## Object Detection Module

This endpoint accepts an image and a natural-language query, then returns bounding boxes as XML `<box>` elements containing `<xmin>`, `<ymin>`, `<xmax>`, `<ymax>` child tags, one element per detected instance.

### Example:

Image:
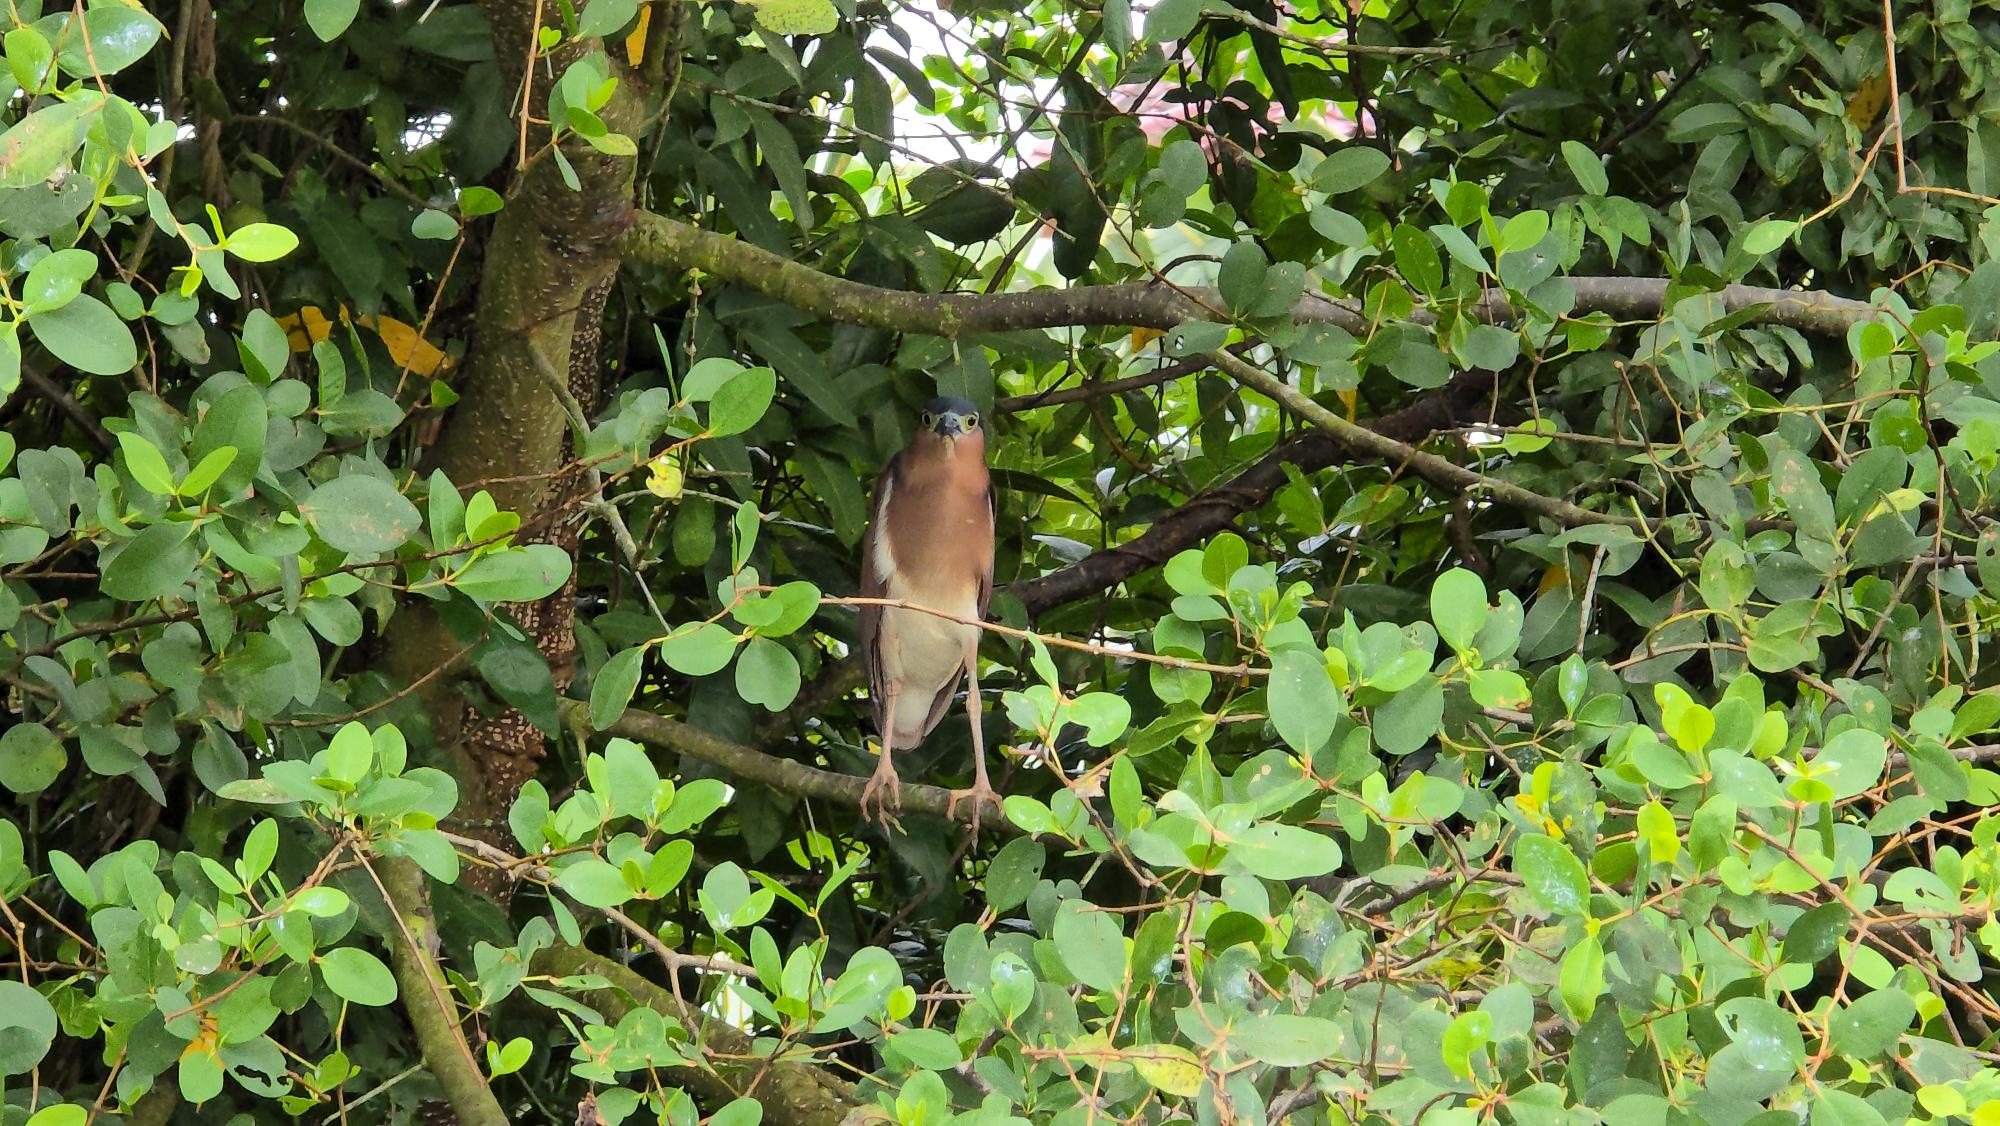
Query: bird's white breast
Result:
<box><xmin>871</xmin><ymin>475</ymin><xmax>980</xmax><ymax>741</ymax></box>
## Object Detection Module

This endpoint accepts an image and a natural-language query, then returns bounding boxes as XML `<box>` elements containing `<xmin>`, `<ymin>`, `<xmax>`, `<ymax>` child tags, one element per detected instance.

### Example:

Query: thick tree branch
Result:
<box><xmin>1009</xmin><ymin>368</ymin><xmax>1508</xmax><ymax>614</ymax></box>
<box><xmin>532</xmin><ymin>945</ymin><xmax>860</xmax><ymax>1126</ymax></box>
<box><xmin>373</xmin><ymin>856</ymin><xmax>509</xmax><ymax>1126</ymax></box>
<box><xmin>622</xmin><ymin>211</ymin><xmax>1881</xmax><ymax>340</ymax></box>
<box><xmin>573</xmin><ymin>700</ymin><xmax>1009</xmax><ymax>830</ymax></box>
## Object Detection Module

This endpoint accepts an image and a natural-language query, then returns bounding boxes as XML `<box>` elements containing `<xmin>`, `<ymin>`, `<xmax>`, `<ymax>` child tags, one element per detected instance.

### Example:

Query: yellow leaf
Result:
<box><xmin>646</xmin><ymin>455</ymin><xmax>684</xmax><ymax>500</ymax></box>
<box><xmin>360</xmin><ymin>313</ymin><xmax>452</xmax><ymax>376</ymax></box>
<box><xmin>1131</xmin><ymin>1044</ymin><xmax>1203</xmax><ymax>1097</ymax></box>
<box><xmin>1846</xmin><ymin>72</ymin><xmax>1889</xmax><ymax>130</ymax></box>
<box><xmin>625</xmin><ymin>2</ymin><xmax>652</xmax><ymax>66</ymax></box>
<box><xmin>276</xmin><ymin>305</ymin><xmax>341</xmax><ymax>351</ymax></box>
<box><xmin>1536</xmin><ymin>561</ymin><xmax>1570</xmax><ymax>596</ymax></box>
<box><xmin>1129</xmin><ymin>326</ymin><xmax>1164</xmax><ymax>350</ymax></box>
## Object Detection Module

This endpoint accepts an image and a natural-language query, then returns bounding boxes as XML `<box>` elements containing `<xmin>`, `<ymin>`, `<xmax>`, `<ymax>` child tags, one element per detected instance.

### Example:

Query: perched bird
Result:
<box><xmin>857</xmin><ymin>396</ymin><xmax>998</xmax><ymax>829</ymax></box>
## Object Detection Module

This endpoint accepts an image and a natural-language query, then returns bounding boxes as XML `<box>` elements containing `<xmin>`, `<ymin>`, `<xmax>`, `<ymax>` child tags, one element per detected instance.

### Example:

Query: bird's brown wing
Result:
<box><xmin>858</xmin><ymin>455</ymin><xmax>899</xmax><ymax>735</ymax></box>
<box><xmin>975</xmin><ymin>479</ymin><xmax>996</xmax><ymax>618</ymax></box>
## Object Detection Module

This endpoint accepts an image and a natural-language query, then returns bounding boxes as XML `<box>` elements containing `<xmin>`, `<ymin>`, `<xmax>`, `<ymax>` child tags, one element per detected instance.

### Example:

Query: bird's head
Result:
<box><xmin>916</xmin><ymin>396</ymin><xmax>986</xmax><ymax>460</ymax></box>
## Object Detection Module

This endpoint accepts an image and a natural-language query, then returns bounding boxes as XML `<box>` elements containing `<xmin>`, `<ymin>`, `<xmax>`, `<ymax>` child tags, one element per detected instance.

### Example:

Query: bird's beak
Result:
<box><xmin>933</xmin><ymin>414</ymin><xmax>964</xmax><ymax>444</ymax></box>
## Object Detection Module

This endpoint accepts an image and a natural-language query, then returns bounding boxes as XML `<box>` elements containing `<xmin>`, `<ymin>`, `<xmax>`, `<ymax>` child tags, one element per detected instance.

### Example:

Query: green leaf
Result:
<box><xmin>590</xmin><ymin>646</ymin><xmax>645</xmax><ymax>731</ymax></box>
<box><xmin>411</xmin><ymin>210</ymin><xmax>458</xmax><ymax>240</ymax></box>
<box><xmin>304</xmin><ymin>0</ymin><xmax>360</xmax><ymax>40</ymax></box>
<box><xmin>734</xmin><ymin>636</ymin><xmax>800</xmax><ymax>711</ymax></box>
<box><xmin>22</xmin><ymin>247</ymin><xmax>95</xmax><ymax>314</ymax></box>
<box><xmin>1314</xmin><ymin>147</ymin><xmax>1392</xmax><ymax>194</ymax></box>
<box><xmin>1053</xmin><ymin>902</ymin><xmax>1126</xmax><ymax>992</ymax></box>
<box><xmin>100</xmin><ymin>521</ymin><xmax>200</xmax><ymax>602</ymax></box>
<box><xmin>1816</xmin><ymin>729</ymin><xmax>1886</xmax><ymax>800</ymax></box>
<box><xmin>459</xmin><ymin>187</ymin><xmax>504</xmax><ymax>217</ymax></box>
<box><xmin>1227</xmin><ymin>822</ymin><xmax>1340</xmax><ymax>880</ymax></box>
<box><xmin>1497</xmin><ymin>210</ymin><xmax>1550</xmax><ymax>256</ymax></box>
<box><xmin>486</xmin><ymin>1036</ymin><xmax>531</xmax><ymax>1077</ymax></box>
<box><xmin>660</xmin><ymin>622</ymin><xmax>740</xmax><ymax>676</ymax></box>
<box><xmin>303</xmin><ymin>474</ymin><xmax>421</xmax><ymax>555</ymax></box>
<box><xmin>0</xmin><ymin>723</ymin><xmax>64</xmax><ymax>794</ymax></box>
<box><xmin>1227</xmin><ymin>1013</ymin><xmax>1338</xmax><ymax>1067</ymax></box>
<box><xmin>984</xmin><ymin>837</ymin><xmax>1045</xmax><ymax>913</ymax></box>
<box><xmin>1392</xmin><ymin>223</ymin><xmax>1443</xmax><ymax>296</ymax></box>
<box><xmin>325</xmin><ymin>722</ymin><xmax>374</xmax><ymax>784</ymax></box>
<box><xmin>0</xmin><ymin>102</ymin><xmax>91</xmax><ymax>187</ymax></box>
<box><xmin>1561</xmin><ymin>140</ymin><xmax>1609</xmax><ymax>195</ymax></box>
<box><xmin>6</xmin><ymin>29</ymin><xmax>52</xmax><ymax>93</ymax></box>
<box><xmin>1829</xmin><ymin>989</ymin><xmax>1915</xmax><ymax>1059</ymax></box>
<box><xmin>578</xmin><ymin>0</ymin><xmax>641</xmax><ymax>36</ymax></box>
<box><xmin>1217</xmin><ymin>241</ymin><xmax>1269</xmax><ymax>315</ymax></box>
<box><xmin>1769</xmin><ymin>449</ymin><xmax>1834</xmax><ymax>542</ymax></box>
<box><xmin>1559</xmin><ymin>933</ymin><xmax>1605</xmax><ymax>1020</ymax></box>
<box><xmin>1441</xmin><ymin>1010</ymin><xmax>1492</xmax><ymax>1078</ymax></box>
<box><xmin>1268</xmin><ymin>648</ymin><xmax>1338</xmax><ymax>754</ymax></box>
<box><xmin>559</xmin><ymin>859</ymin><xmax>633</xmax><ymax>908</ymax></box>
<box><xmin>318</xmin><ymin>947</ymin><xmax>397</xmax><ymax>1006</ymax></box>
<box><xmin>225</xmin><ymin>223</ymin><xmax>301</xmax><ymax>263</ymax></box>
<box><xmin>116</xmin><ymin>430</ymin><xmax>175</xmax><ymax>496</ymax></box>
<box><xmin>451</xmin><ymin>545</ymin><xmax>573</xmax><ymax>602</ymax></box>
<box><xmin>706</xmin><ymin>365</ymin><xmax>777</xmax><ymax>437</ymax></box>
<box><xmin>1740</xmin><ymin>218</ymin><xmax>1797</xmax><ymax>256</ymax></box>
<box><xmin>1515</xmin><ymin>833</ymin><xmax>1589</xmax><ymax>917</ymax></box>
<box><xmin>1430</xmin><ymin>567</ymin><xmax>1490</xmax><ymax>652</ymax></box>
<box><xmin>31</xmin><ymin>293</ymin><xmax>135</xmax><ymax>375</ymax></box>
<box><xmin>59</xmin><ymin>7</ymin><xmax>162</xmax><ymax>74</ymax></box>
<box><xmin>0</xmin><ymin>980</ymin><xmax>55</xmax><ymax>1076</ymax></box>
<box><xmin>888</xmin><ymin>1028</ymin><xmax>961</xmax><ymax>1070</ymax></box>
<box><xmin>178</xmin><ymin>445</ymin><xmax>237</xmax><ymax>497</ymax></box>
<box><xmin>1781</xmin><ymin>902</ymin><xmax>1850</xmax><ymax>967</ymax></box>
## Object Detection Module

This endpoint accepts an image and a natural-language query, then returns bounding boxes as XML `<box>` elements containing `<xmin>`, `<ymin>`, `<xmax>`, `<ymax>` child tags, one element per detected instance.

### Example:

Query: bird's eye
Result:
<box><xmin>965</xmin><ymin>414</ymin><xmax>979</xmax><ymax>428</ymax></box>
<box><xmin>921</xmin><ymin>412</ymin><xmax>935</xmax><ymax>428</ymax></box>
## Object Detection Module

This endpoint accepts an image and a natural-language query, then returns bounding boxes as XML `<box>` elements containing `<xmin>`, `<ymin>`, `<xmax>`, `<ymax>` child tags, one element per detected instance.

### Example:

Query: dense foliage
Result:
<box><xmin>5</xmin><ymin>0</ymin><xmax>2000</xmax><ymax>1123</ymax></box>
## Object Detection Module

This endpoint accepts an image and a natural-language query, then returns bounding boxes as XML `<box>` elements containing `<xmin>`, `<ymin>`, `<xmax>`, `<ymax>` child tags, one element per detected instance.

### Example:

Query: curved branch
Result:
<box><xmin>1010</xmin><ymin>368</ymin><xmax>1509</xmax><ymax>615</ymax></box>
<box><xmin>622</xmin><ymin>211</ymin><xmax>1882</xmax><ymax>340</ymax></box>
<box><xmin>1211</xmin><ymin>349</ymin><xmax>1641</xmax><ymax>531</ymax></box>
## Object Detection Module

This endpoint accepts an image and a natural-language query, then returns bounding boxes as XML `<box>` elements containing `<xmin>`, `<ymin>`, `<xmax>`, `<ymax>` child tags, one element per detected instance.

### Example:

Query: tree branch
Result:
<box><xmin>531</xmin><ymin>945</ymin><xmax>861</xmax><ymax>1126</ymax></box>
<box><xmin>1210</xmin><ymin>349</ymin><xmax>1641</xmax><ymax>531</ymax></box>
<box><xmin>574</xmin><ymin>700</ymin><xmax>1011</xmax><ymax>830</ymax></box>
<box><xmin>372</xmin><ymin>856</ymin><xmax>509</xmax><ymax>1126</ymax></box>
<box><xmin>1010</xmin><ymin>368</ymin><xmax>1508</xmax><ymax>614</ymax></box>
<box><xmin>622</xmin><ymin>211</ymin><xmax>1882</xmax><ymax>340</ymax></box>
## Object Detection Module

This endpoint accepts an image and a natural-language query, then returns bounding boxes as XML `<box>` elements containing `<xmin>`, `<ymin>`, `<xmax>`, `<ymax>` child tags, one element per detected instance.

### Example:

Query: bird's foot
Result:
<box><xmin>947</xmin><ymin>782</ymin><xmax>1003</xmax><ymax>834</ymax></box>
<box><xmin>859</xmin><ymin>762</ymin><xmax>903</xmax><ymax>831</ymax></box>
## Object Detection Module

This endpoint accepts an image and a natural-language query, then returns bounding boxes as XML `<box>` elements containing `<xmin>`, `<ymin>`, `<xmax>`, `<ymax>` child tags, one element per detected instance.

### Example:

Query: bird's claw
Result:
<box><xmin>859</xmin><ymin>763</ymin><xmax>903</xmax><ymax>831</ymax></box>
<box><xmin>948</xmin><ymin>783</ymin><xmax>1002</xmax><ymax>834</ymax></box>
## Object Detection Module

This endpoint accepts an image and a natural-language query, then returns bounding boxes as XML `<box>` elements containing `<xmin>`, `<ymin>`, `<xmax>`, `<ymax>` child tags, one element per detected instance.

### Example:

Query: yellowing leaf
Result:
<box><xmin>747</xmin><ymin>0</ymin><xmax>838</xmax><ymax>35</ymax></box>
<box><xmin>359</xmin><ymin>314</ymin><xmax>453</xmax><ymax>377</ymax></box>
<box><xmin>1131</xmin><ymin>1044</ymin><xmax>1203</xmax><ymax>1097</ymax></box>
<box><xmin>625</xmin><ymin>2</ymin><xmax>652</xmax><ymax>65</ymax></box>
<box><xmin>275</xmin><ymin>307</ymin><xmax>452</xmax><ymax>376</ymax></box>
<box><xmin>1129</xmin><ymin>326</ymin><xmax>1164</xmax><ymax>350</ymax></box>
<box><xmin>1847</xmin><ymin>71</ymin><xmax>1889</xmax><ymax>130</ymax></box>
<box><xmin>646</xmin><ymin>455</ymin><xmax>684</xmax><ymax>499</ymax></box>
<box><xmin>277</xmin><ymin>305</ymin><xmax>340</xmax><ymax>350</ymax></box>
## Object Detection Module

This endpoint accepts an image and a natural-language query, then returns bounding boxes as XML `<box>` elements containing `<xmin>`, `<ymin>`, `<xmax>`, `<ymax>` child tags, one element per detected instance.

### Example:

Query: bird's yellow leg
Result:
<box><xmin>860</xmin><ymin>689</ymin><xmax>903</xmax><ymax>830</ymax></box>
<box><xmin>948</xmin><ymin>651</ymin><xmax>1001</xmax><ymax>832</ymax></box>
